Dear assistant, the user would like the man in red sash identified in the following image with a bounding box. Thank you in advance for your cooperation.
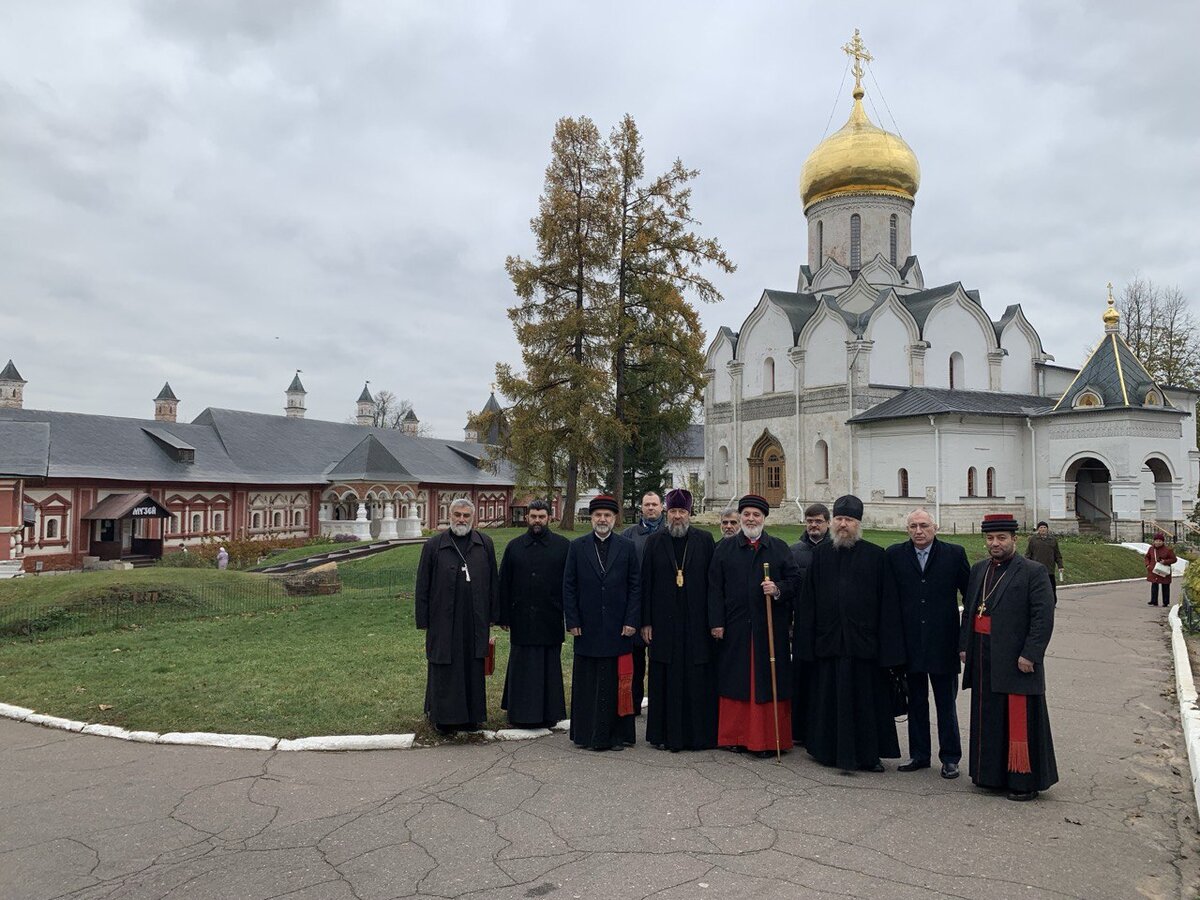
[959,514,1058,801]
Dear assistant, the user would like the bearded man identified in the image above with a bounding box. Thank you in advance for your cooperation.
[641,488,718,751]
[563,495,641,751]
[796,494,905,771]
[415,497,500,733]
[960,514,1057,801]
[708,494,799,757]
[497,499,569,728]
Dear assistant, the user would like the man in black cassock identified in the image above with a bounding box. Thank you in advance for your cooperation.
[796,494,905,771]
[563,495,641,751]
[415,498,499,733]
[498,499,568,728]
[787,502,830,745]
[960,514,1057,801]
[709,493,799,758]
[641,488,717,751]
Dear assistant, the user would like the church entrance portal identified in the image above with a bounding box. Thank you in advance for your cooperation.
[749,432,786,508]
[1066,457,1112,528]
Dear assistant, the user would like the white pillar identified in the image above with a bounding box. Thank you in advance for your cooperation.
[398,506,423,538]
[378,500,399,540]
[349,500,372,540]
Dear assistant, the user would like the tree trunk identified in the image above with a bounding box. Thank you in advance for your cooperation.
[562,455,579,532]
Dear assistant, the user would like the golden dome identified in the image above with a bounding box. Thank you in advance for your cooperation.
[799,84,921,210]
[1102,283,1120,327]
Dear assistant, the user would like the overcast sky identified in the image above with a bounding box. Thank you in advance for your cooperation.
[3,1,1198,438]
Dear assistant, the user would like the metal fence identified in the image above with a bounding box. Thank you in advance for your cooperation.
[0,569,412,643]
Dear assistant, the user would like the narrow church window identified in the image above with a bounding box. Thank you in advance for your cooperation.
[252,512,262,529]
[293,510,303,527]
[898,468,909,497]
[763,357,775,393]
[986,467,996,497]
[850,214,861,269]
[949,352,964,389]
[817,220,824,264]
[272,511,282,527]
[816,439,830,482]
[889,214,898,265]
[45,518,58,539]
[967,467,977,497]
[191,513,201,533]
[213,512,224,531]
[718,446,729,483]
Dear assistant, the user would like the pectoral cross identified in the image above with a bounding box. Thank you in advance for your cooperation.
[676,569,684,588]
[462,564,471,583]
[841,28,873,92]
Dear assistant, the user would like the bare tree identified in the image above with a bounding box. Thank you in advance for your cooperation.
[347,390,429,433]
[1118,277,1200,389]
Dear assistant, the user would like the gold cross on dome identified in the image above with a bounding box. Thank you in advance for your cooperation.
[842,29,873,90]
[1106,282,1114,302]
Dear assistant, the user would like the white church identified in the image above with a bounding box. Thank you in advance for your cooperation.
[703,33,1199,538]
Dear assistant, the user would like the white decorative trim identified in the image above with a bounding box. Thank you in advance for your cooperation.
[1168,603,1200,832]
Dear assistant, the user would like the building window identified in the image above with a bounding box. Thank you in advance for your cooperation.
[986,467,996,497]
[949,352,964,389]
[889,214,898,265]
[293,510,303,527]
[850,214,861,269]
[170,514,180,534]
[816,439,830,482]
[213,512,224,531]
[190,513,202,533]
[967,466,977,497]
[898,468,909,497]
[252,512,262,529]
[763,356,775,393]
[817,220,823,264]
[272,511,282,527]
[718,445,730,483]
[45,518,58,539]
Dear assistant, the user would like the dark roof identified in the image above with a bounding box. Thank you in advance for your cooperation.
[155,383,178,402]
[762,290,821,341]
[665,423,704,459]
[402,409,419,422]
[848,387,1055,424]
[287,373,306,392]
[326,434,414,481]
[899,283,968,332]
[0,360,25,382]
[0,406,513,487]
[482,392,502,414]
[0,421,50,476]
[357,384,374,404]
[1053,332,1174,411]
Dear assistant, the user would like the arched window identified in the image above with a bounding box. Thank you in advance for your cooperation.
[763,356,775,393]
[967,467,977,497]
[949,352,964,389]
[817,220,824,264]
[293,510,303,526]
[171,514,180,534]
[718,445,730,483]
[190,513,201,533]
[816,439,830,482]
[272,511,282,527]
[213,512,224,531]
[889,214,898,265]
[898,468,909,497]
[252,512,262,529]
[850,214,861,269]
[986,467,997,497]
[45,518,58,539]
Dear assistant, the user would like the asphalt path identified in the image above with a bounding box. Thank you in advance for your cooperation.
[2,580,1197,899]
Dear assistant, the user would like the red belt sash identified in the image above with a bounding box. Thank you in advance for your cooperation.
[973,614,1031,774]
[617,653,634,716]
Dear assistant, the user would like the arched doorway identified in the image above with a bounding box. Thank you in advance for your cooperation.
[1066,456,1112,529]
[1145,456,1177,522]
[749,431,786,508]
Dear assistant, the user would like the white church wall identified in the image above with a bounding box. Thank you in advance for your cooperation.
[739,304,794,397]
[803,315,849,387]
[865,307,912,387]
[706,422,736,505]
[923,302,992,390]
[1000,322,1036,394]
[1041,365,1078,398]
[709,341,733,403]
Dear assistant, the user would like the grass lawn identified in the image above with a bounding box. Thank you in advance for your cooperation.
[0,524,1148,738]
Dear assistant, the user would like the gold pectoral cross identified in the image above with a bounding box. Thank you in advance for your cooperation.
[676,569,684,588]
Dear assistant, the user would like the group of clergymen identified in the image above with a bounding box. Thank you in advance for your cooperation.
[414,488,1057,803]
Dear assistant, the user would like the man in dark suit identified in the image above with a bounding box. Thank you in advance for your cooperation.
[563,494,641,751]
[959,513,1058,801]
[886,508,970,779]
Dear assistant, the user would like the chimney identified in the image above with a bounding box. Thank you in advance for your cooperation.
[154,382,179,422]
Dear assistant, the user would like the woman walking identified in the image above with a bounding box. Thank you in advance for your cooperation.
[1145,533,1178,608]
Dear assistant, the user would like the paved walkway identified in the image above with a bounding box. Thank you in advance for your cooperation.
[2,581,1197,899]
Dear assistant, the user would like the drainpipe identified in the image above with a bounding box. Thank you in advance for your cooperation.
[847,344,865,494]
[929,415,941,523]
[1027,417,1038,527]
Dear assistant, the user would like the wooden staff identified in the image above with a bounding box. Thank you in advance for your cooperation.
[763,562,782,762]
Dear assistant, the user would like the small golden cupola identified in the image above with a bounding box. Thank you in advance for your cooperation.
[799,30,921,211]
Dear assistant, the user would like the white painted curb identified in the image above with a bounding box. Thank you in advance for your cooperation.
[278,734,415,752]
[158,732,280,750]
[1168,604,1200,832]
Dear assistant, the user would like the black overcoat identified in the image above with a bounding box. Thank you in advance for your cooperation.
[708,530,799,703]
[497,530,570,646]
[885,538,970,675]
[642,528,717,665]
[788,532,830,583]
[959,554,1054,695]
[796,539,905,667]
[563,532,641,658]
[414,529,499,665]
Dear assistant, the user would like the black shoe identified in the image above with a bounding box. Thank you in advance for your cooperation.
[897,759,931,772]
[941,762,960,779]
[608,744,625,752]
[1007,789,1038,802]
[861,761,886,773]
[1149,600,1158,606]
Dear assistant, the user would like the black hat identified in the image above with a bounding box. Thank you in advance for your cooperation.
[589,494,619,514]
[832,494,864,520]
[981,513,1019,534]
[737,494,770,516]
[1036,520,1048,529]
[664,488,692,513]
